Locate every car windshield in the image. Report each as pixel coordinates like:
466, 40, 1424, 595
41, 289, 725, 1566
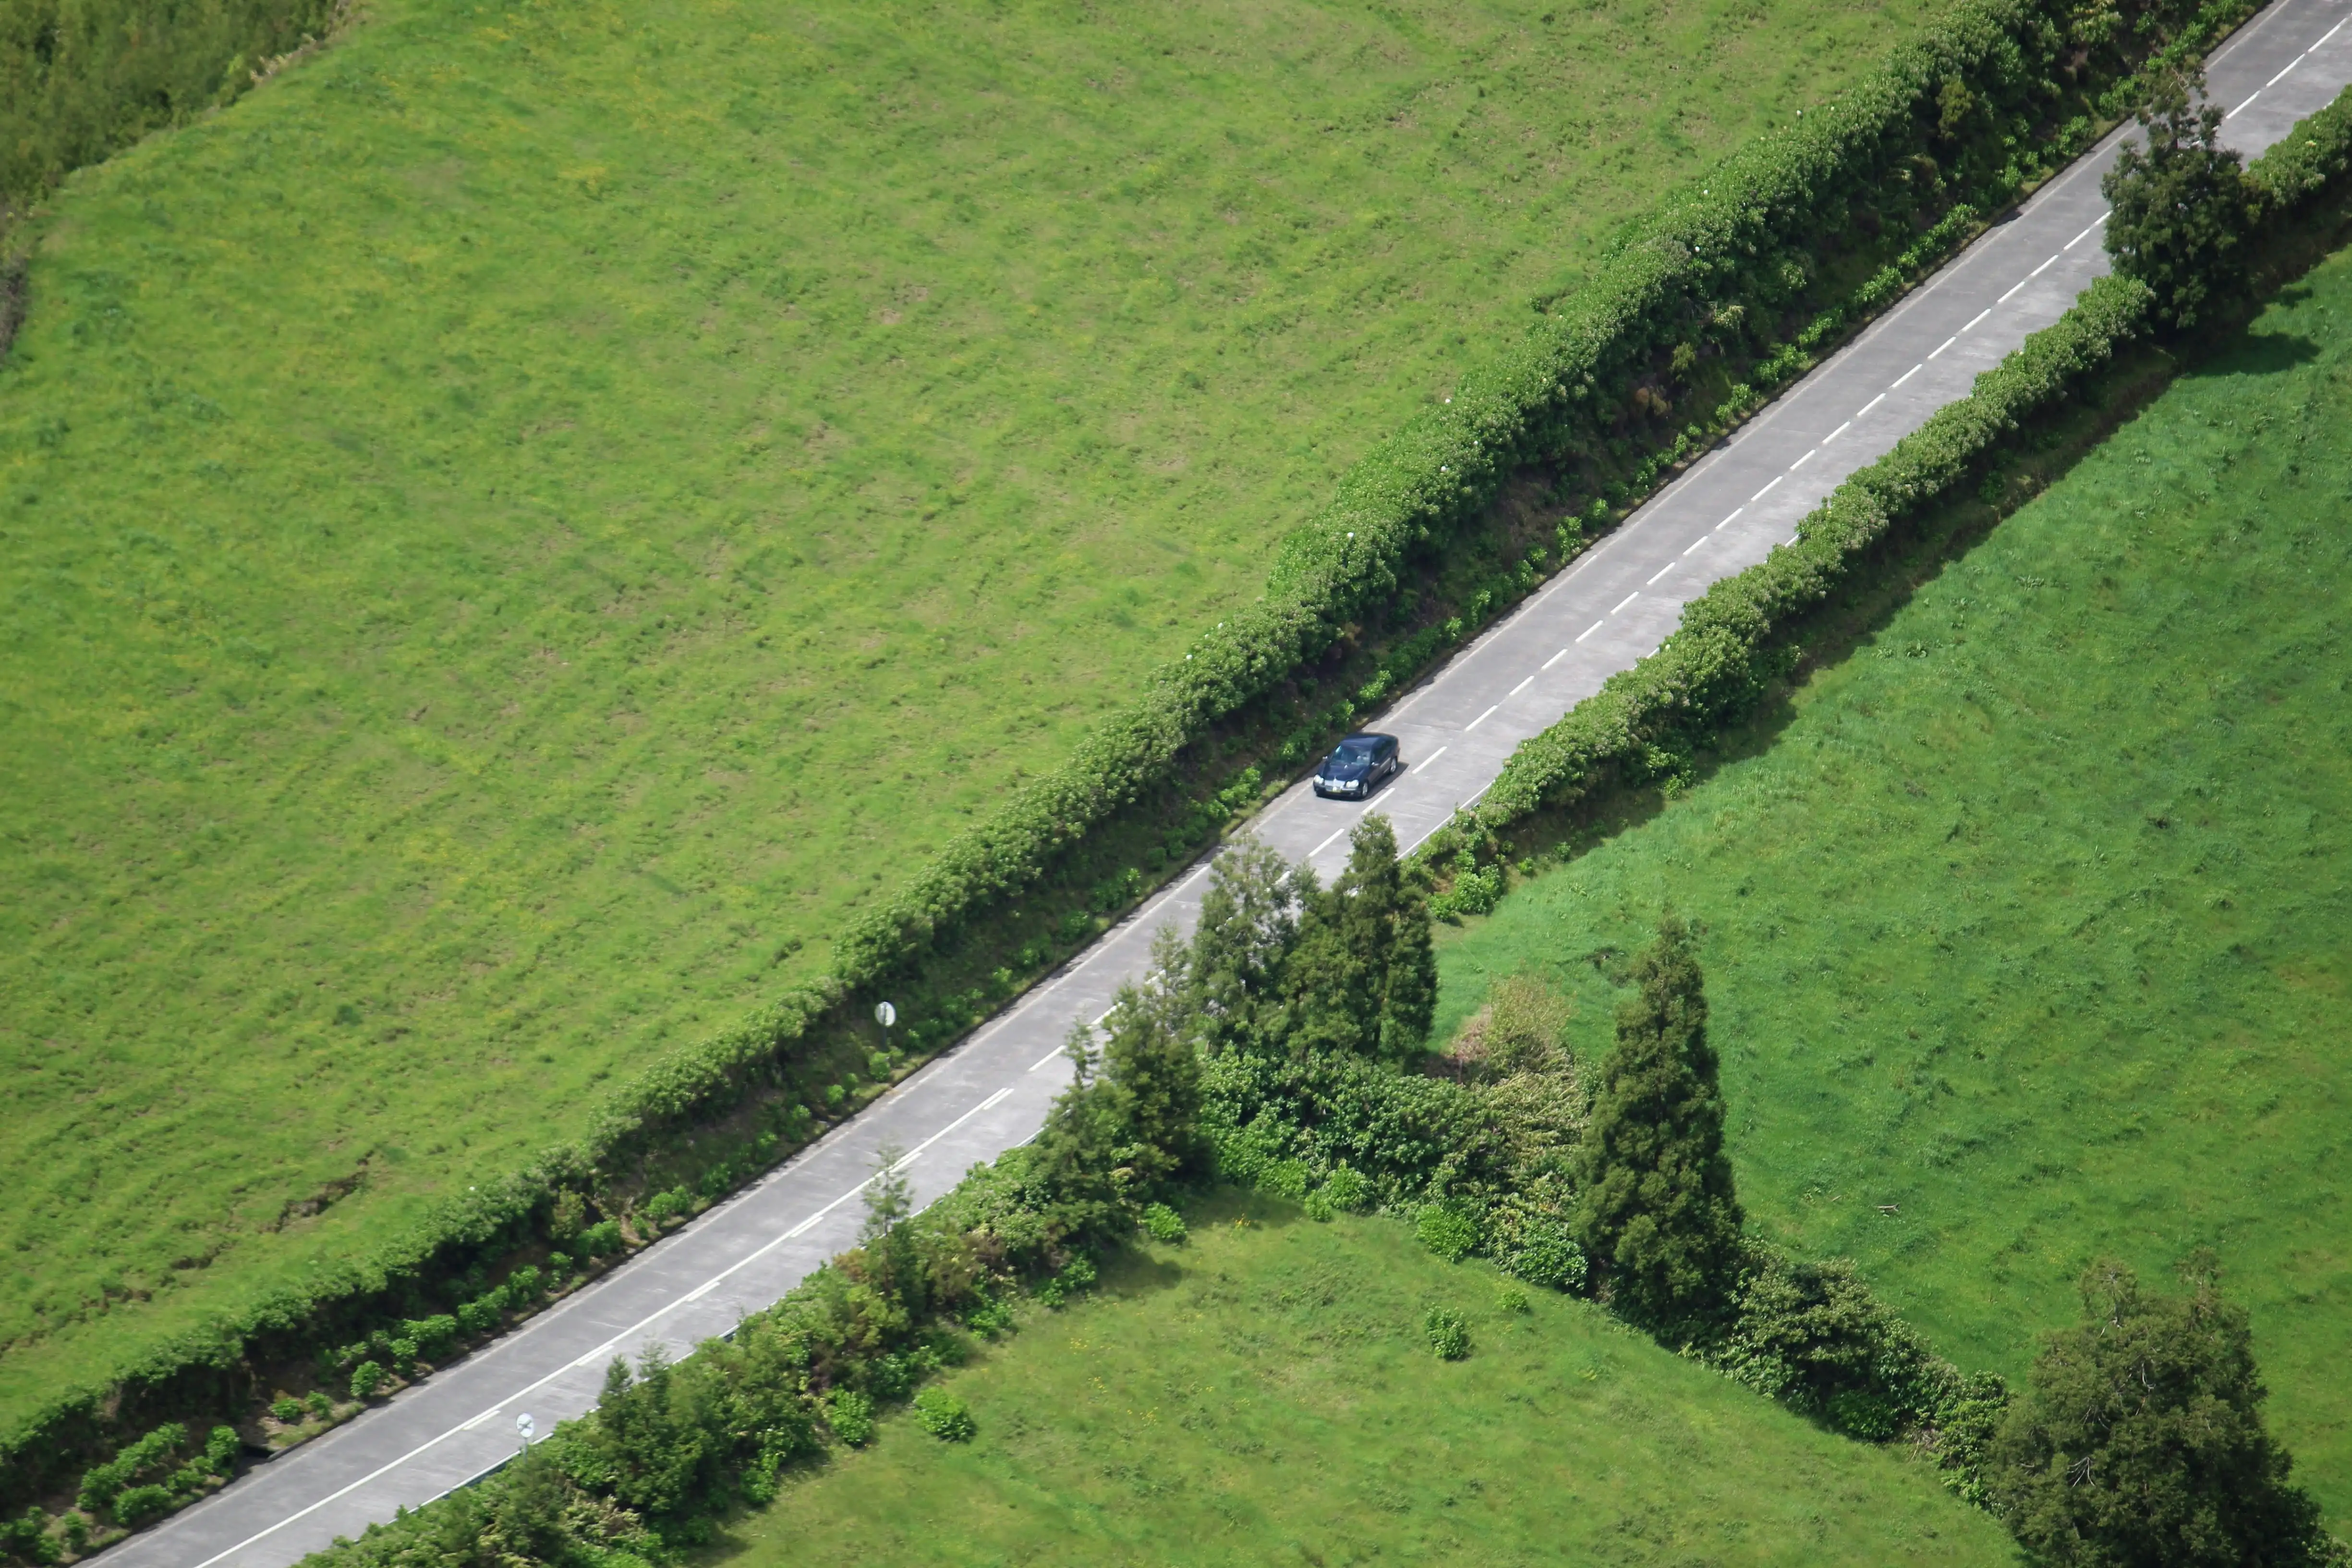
1333, 741, 1377, 763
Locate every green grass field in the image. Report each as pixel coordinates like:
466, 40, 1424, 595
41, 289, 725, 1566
0, 0, 1945, 1423
718, 1191, 2016, 1567
1432, 250, 2352, 1523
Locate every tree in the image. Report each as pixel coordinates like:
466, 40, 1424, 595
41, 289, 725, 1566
856, 1143, 923, 1314
1570, 916, 1744, 1337
2102, 69, 2253, 331
1989, 1254, 2334, 1568
1280, 816, 1437, 1062
1181, 835, 1302, 1052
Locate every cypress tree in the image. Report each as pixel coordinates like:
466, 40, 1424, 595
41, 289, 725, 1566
1281, 816, 1437, 1062
1990, 1255, 2333, 1568
1571, 916, 1744, 1337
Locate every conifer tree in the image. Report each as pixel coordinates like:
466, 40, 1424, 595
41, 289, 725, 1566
1990, 1254, 2334, 1568
1571, 916, 1744, 1337
1281, 816, 1437, 1062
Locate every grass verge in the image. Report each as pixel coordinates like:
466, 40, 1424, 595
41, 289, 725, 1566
715, 1191, 2018, 1568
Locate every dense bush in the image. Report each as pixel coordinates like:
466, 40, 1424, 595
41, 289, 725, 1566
1424, 1308, 1471, 1361
1988, 1257, 2334, 1567
2103, 70, 2254, 329
0, 0, 342, 214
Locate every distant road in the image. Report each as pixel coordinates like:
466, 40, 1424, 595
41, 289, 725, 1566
99, 2, 2352, 1561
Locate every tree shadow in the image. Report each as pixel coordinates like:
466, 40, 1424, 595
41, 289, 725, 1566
2191, 329, 2320, 377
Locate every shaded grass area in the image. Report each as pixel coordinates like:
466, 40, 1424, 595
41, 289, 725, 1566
0, 0, 1942, 1421
1430, 245, 2352, 1522
715, 1191, 2016, 1568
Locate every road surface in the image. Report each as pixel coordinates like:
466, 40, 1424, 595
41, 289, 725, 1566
98, 2, 2352, 1560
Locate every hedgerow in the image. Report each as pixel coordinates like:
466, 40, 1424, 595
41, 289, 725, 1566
0, 0, 2302, 1534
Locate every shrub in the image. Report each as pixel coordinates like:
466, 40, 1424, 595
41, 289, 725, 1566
1496, 1286, 1531, 1315
964, 1297, 1016, 1337
546, 1252, 573, 1278
0, 1507, 57, 1565
456, 1298, 500, 1337
1416, 1206, 1480, 1264
111, 1485, 175, 1529
1425, 1308, 1471, 1361
349, 1361, 386, 1400
507, 1265, 545, 1302
403, 1314, 459, 1361
826, 1389, 875, 1448
1499, 1217, 1588, 1293
270, 1396, 303, 1424
1140, 1203, 1187, 1244
578, 1219, 623, 1258
304, 1390, 334, 1418
1319, 1166, 1372, 1214
912, 1390, 977, 1443
387, 1338, 418, 1374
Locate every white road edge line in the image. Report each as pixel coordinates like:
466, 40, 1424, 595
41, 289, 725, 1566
188, 1082, 1021, 1568
1572, 621, 1604, 645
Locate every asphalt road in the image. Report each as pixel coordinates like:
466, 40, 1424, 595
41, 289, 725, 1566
99, 3, 2352, 1561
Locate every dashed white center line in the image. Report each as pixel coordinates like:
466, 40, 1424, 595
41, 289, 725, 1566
2267, 58, 2298, 85
2029, 253, 2060, 277
1573, 621, 1605, 644
1682, 535, 1708, 556
2231, 90, 2260, 116
2065, 216, 2105, 250
1030, 1044, 1067, 1072
1997, 278, 2027, 304
1963, 308, 1990, 331
1891, 363, 1923, 388
1929, 335, 1958, 359
1791, 448, 1819, 470
1466, 704, 1500, 731
1509, 674, 1535, 696
1543, 644, 1576, 667
1310, 825, 1348, 856
1824, 420, 1853, 443
1418, 745, 1448, 769
1646, 560, 1677, 585
1749, 475, 1782, 502
1612, 592, 1639, 614
1857, 392, 1887, 417
1714, 507, 1743, 531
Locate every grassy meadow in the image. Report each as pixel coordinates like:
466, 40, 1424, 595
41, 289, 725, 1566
0, 0, 1948, 1421
718, 1191, 2016, 1567
1432, 248, 2352, 1521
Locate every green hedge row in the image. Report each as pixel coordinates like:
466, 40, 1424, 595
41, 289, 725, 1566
1468, 268, 2158, 830
0, 0, 2261, 1512
0, 0, 342, 216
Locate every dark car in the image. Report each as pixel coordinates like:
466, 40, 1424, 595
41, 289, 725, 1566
1314, 732, 1401, 799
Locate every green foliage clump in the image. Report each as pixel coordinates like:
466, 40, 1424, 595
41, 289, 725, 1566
1572, 920, 1744, 1338
1139, 1204, 1187, 1245
1988, 1258, 2335, 1568
1415, 1206, 1481, 1265
349, 1361, 385, 1400
2102, 70, 2253, 330
911, 1390, 976, 1443
1424, 1307, 1472, 1361
825, 1390, 875, 1449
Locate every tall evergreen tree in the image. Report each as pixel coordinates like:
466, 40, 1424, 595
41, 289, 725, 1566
2102, 68, 2253, 331
1571, 916, 1744, 1337
1990, 1255, 2334, 1568
1280, 816, 1437, 1062
1181, 836, 1302, 1053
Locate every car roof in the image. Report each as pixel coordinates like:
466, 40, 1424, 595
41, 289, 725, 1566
1339, 732, 1395, 746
